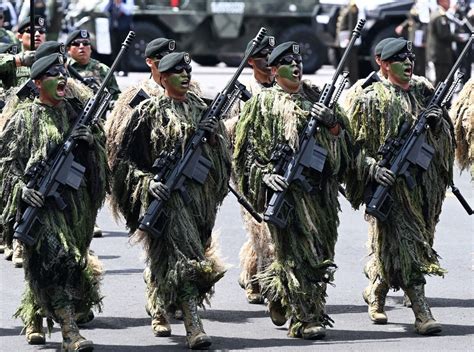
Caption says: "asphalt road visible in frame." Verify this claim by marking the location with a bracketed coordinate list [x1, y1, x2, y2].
[0, 65, 473, 351]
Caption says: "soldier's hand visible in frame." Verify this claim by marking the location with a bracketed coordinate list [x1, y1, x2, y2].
[311, 103, 337, 128]
[263, 173, 289, 192]
[425, 105, 443, 131]
[149, 180, 171, 201]
[71, 124, 94, 146]
[16, 51, 36, 67]
[21, 186, 44, 208]
[198, 116, 219, 134]
[374, 166, 396, 187]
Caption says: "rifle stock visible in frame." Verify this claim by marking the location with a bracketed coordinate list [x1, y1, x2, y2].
[13, 31, 136, 246]
[263, 19, 366, 228]
[138, 28, 267, 238]
[365, 33, 474, 221]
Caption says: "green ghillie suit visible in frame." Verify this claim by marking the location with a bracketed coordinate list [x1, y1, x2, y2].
[450, 78, 473, 178]
[0, 98, 108, 330]
[234, 83, 353, 335]
[347, 79, 455, 291]
[67, 57, 121, 100]
[223, 75, 275, 303]
[109, 91, 230, 315]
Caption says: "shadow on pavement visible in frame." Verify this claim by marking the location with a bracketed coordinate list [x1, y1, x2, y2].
[104, 268, 144, 275]
[101, 231, 130, 238]
[201, 308, 268, 323]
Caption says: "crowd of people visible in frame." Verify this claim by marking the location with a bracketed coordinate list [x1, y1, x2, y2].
[0, 1, 472, 351]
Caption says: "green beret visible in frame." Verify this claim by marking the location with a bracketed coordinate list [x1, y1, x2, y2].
[374, 37, 396, 56]
[18, 16, 46, 33]
[0, 43, 19, 54]
[245, 35, 276, 57]
[31, 53, 65, 79]
[65, 29, 90, 47]
[158, 52, 191, 73]
[145, 38, 176, 58]
[268, 41, 300, 66]
[35, 41, 66, 60]
[381, 38, 412, 60]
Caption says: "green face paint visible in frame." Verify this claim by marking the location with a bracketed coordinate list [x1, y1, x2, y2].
[164, 71, 190, 99]
[277, 64, 298, 82]
[389, 61, 412, 83]
[41, 76, 66, 102]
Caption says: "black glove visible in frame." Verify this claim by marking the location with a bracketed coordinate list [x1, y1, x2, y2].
[311, 103, 337, 128]
[263, 173, 289, 192]
[16, 51, 35, 67]
[21, 186, 44, 208]
[374, 165, 396, 187]
[149, 180, 171, 201]
[425, 105, 443, 131]
[71, 124, 94, 146]
[198, 116, 218, 134]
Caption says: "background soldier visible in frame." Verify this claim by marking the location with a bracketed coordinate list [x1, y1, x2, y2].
[0, 52, 108, 350]
[109, 52, 230, 349]
[0, 15, 45, 89]
[347, 38, 455, 334]
[0, 8, 19, 45]
[65, 29, 120, 101]
[234, 42, 353, 340]
[427, 0, 468, 85]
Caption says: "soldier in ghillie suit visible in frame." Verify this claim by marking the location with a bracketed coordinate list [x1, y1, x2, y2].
[224, 35, 276, 305]
[347, 38, 455, 334]
[0, 53, 107, 351]
[0, 40, 93, 269]
[234, 42, 353, 340]
[109, 52, 230, 349]
[66, 29, 120, 101]
[450, 78, 473, 178]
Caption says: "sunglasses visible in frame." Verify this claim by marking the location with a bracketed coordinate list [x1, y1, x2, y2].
[277, 54, 302, 65]
[70, 40, 91, 47]
[44, 65, 67, 77]
[253, 48, 272, 58]
[387, 52, 416, 62]
[167, 64, 192, 74]
[22, 27, 46, 34]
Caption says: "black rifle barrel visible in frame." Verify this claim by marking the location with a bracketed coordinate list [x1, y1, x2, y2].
[30, 0, 35, 50]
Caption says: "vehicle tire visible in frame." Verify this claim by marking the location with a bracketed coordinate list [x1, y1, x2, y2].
[129, 21, 165, 72]
[368, 25, 397, 70]
[279, 24, 327, 74]
[193, 55, 221, 66]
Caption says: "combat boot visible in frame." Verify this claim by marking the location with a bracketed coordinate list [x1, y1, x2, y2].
[55, 307, 94, 351]
[4, 244, 13, 260]
[181, 297, 212, 350]
[12, 239, 24, 268]
[25, 314, 45, 345]
[403, 293, 412, 307]
[362, 279, 389, 324]
[151, 313, 171, 337]
[76, 310, 95, 325]
[301, 322, 326, 340]
[245, 282, 264, 304]
[405, 285, 442, 335]
[268, 300, 287, 326]
[93, 224, 102, 238]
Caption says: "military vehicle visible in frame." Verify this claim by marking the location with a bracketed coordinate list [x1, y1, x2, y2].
[61, 0, 328, 73]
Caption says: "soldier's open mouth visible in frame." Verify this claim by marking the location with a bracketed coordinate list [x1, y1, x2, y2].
[57, 81, 66, 96]
[292, 68, 300, 78]
[181, 79, 189, 87]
